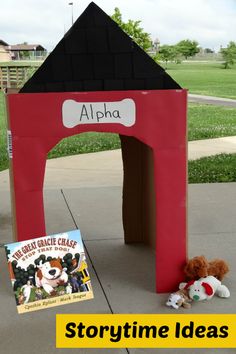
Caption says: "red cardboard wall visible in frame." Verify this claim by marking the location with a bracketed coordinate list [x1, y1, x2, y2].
[7, 89, 187, 292]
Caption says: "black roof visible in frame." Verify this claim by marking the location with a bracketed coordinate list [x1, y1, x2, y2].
[20, 2, 180, 93]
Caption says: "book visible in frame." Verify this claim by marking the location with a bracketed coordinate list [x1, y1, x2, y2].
[5, 229, 93, 314]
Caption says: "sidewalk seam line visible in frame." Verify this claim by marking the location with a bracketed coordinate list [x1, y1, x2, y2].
[60, 188, 114, 313]
[60, 189, 131, 354]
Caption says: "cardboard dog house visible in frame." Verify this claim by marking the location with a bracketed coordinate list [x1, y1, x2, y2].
[6, 2, 187, 292]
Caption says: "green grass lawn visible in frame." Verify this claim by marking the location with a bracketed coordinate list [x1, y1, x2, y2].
[0, 61, 42, 67]
[188, 104, 236, 140]
[166, 62, 236, 99]
[189, 154, 236, 183]
[48, 132, 121, 159]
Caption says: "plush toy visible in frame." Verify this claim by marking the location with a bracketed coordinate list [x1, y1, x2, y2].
[180, 275, 230, 301]
[166, 289, 192, 309]
[184, 256, 229, 281]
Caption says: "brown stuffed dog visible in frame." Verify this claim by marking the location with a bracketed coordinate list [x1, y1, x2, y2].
[184, 256, 229, 281]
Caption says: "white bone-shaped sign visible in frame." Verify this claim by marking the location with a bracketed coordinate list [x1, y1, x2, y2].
[62, 98, 136, 128]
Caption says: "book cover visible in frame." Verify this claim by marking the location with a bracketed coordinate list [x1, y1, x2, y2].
[4, 230, 94, 314]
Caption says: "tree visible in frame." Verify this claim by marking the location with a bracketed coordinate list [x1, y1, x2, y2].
[176, 39, 200, 59]
[220, 41, 236, 69]
[111, 7, 152, 52]
[158, 45, 177, 68]
[204, 48, 214, 54]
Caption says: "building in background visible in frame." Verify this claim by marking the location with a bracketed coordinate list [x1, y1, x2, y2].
[0, 39, 11, 61]
[0, 40, 47, 61]
[9, 44, 47, 60]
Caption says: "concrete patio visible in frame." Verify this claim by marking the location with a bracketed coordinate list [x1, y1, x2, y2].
[0, 149, 236, 354]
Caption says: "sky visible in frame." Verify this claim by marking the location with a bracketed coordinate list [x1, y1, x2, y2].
[0, 0, 236, 52]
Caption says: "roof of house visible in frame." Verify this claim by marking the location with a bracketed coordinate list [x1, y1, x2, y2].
[10, 44, 46, 51]
[20, 2, 180, 93]
[0, 39, 9, 46]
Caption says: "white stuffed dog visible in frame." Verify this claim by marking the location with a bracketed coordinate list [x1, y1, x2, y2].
[180, 275, 230, 301]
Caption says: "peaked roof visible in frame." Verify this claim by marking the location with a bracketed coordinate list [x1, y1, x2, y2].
[20, 2, 180, 93]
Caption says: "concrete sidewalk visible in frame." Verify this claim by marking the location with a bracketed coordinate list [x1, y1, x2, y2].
[189, 94, 236, 107]
[1, 182, 236, 354]
[188, 135, 236, 160]
[0, 137, 236, 354]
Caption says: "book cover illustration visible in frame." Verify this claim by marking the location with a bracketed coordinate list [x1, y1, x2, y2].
[5, 230, 93, 314]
